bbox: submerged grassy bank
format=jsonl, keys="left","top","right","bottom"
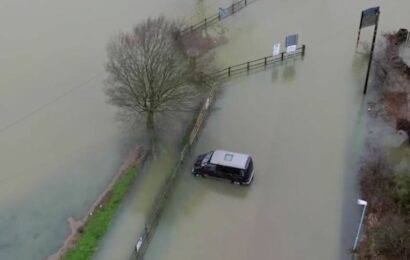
{"left": 64, "top": 167, "right": 139, "bottom": 260}
{"left": 358, "top": 30, "right": 410, "bottom": 259}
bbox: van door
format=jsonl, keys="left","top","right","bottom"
{"left": 215, "top": 165, "right": 230, "bottom": 179}
{"left": 202, "top": 164, "right": 216, "bottom": 176}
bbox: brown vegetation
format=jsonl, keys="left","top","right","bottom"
{"left": 358, "top": 29, "right": 410, "bottom": 259}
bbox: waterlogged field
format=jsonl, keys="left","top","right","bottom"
{"left": 1, "top": 0, "right": 409, "bottom": 259}
{"left": 144, "top": 0, "right": 410, "bottom": 260}
{"left": 0, "top": 0, "right": 194, "bottom": 259}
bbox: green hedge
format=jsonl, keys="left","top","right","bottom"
{"left": 64, "top": 167, "right": 139, "bottom": 260}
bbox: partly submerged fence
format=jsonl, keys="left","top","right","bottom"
{"left": 178, "top": 0, "right": 248, "bottom": 37}
{"left": 131, "top": 83, "right": 217, "bottom": 260}
{"left": 130, "top": 45, "right": 306, "bottom": 260}
{"left": 201, "top": 45, "right": 306, "bottom": 82}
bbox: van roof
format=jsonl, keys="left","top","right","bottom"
{"left": 210, "top": 150, "right": 250, "bottom": 170}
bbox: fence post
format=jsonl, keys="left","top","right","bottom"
{"left": 264, "top": 57, "right": 267, "bottom": 66}
{"left": 302, "top": 44, "right": 306, "bottom": 56}
{"left": 231, "top": 4, "right": 234, "bottom": 14}
{"left": 281, "top": 52, "right": 284, "bottom": 61}
{"left": 204, "top": 18, "right": 207, "bottom": 26}
{"left": 245, "top": 0, "right": 247, "bottom": 5}
{"left": 247, "top": 62, "right": 250, "bottom": 71}
{"left": 190, "top": 25, "right": 193, "bottom": 32}
{"left": 218, "top": 12, "right": 221, "bottom": 20}
{"left": 228, "top": 67, "right": 231, "bottom": 76}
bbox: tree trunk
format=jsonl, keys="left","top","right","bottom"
{"left": 146, "top": 111, "right": 156, "bottom": 155}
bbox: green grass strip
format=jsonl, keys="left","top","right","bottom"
{"left": 64, "top": 167, "right": 139, "bottom": 260}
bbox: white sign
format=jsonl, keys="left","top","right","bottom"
{"left": 286, "top": 45, "right": 297, "bottom": 53}
{"left": 273, "top": 43, "right": 281, "bottom": 56}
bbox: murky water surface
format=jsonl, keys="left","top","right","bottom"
{"left": 143, "top": 0, "right": 410, "bottom": 260}
{"left": 1, "top": 0, "right": 409, "bottom": 259}
{"left": 0, "top": 0, "right": 194, "bottom": 259}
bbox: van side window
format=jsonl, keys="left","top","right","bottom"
{"left": 216, "top": 165, "right": 244, "bottom": 176}
{"left": 216, "top": 165, "right": 230, "bottom": 174}
{"left": 204, "top": 164, "right": 216, "bottom": 171}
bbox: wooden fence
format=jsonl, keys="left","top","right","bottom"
{"left": 130, "top": 44, "right": 306, "bottom": 260}
{"left": 178, "top": 0, "right": 248, "bottom": 37}
{"left": 131, "top": 82, "right": 218, "bottom": 260}
{"left": 201, "top": 45, "right": 306, "bottom": 82}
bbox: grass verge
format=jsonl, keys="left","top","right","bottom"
{"left": 64, "top": 167, "right": 139, "bottom": 260}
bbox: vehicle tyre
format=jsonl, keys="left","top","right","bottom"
{"left": 232, "top": 180, "right": 241, "bottom": 185}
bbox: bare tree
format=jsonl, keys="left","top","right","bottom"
{"left": 105, "top": 17, "right": 205, "bottom": 149}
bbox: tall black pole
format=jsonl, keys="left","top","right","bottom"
{"left": 363, "top": 13, "right": 380, "bottom": 95}
{"left": 356, "top": 12, "right": 363, "bottom": 48}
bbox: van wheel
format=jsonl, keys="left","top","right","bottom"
{"left": 232, "top": 181, "right": 241, "bottom": 185}
{"left": 195, "top": 173, "right": 203, "bottom": 178}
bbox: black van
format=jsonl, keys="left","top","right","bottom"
{"left": 192, "top": 150, "right": 254, "bottom": 185}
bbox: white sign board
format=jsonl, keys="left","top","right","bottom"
{"left": 286, "top": 45, "right": 297, "bottom": 53}
{"left": 273, "top": 43, "right": 281, "bottom": 56}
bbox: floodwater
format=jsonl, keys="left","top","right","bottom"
{"left": 0, "top": 0, "right": 196, "bottom": 259}
{"left": 1, "top": 0, "right": 408, "bottom": 259}
{"left": 143, "top": 0, "right": 410, "bottom": 260}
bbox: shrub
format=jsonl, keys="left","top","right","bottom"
{"left": 367, "top": 215, "right": 410, "bottom": 259}
{"left": 360, "top": 158, "right": 396, "bottom": 215}
{"left": 394, "top": 171, "right": 410, "bottom": 212}
{"left": 397, "top": 119, "right": 410, "bottom": 141}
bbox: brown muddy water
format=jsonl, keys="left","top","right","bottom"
{"left": 1, "top": 0, "right": 409, "bottom": 260}
{"left": 0, "top": 0, "right": 196, "bottom": 259}
{"left": 142, "top": 0, "right": 410, "bottom": 260}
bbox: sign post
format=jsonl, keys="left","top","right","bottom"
{"left": 273, "top": 43, "right": 281, "bottom": 56}
{"left": 285, "top": 34, "right": 298, "bottom": 54}
{"left": 357, "top": 7, "right": 380, "bottom": 94}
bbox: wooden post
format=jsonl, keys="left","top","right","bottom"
{"left": 228, "top": 67, "right": 231, "bottom": 76}
{"left": 247, "top": 62, "right": 250, "bottom": 71}
{"left": 218, "top": 12, "right": 221, "bottom": 21}
{"left": 231, "top": 4, "right": 234, "bottom": 14}
{"left": 245, "top": 0, "right": 247, "bottom": 5}
{"left": 281, "top": 52, "right": 284, "bottom": 61}
{"left": 264, "top": 57, "right": 267, "bottom": 66}
{"left": 204, "top": 18, "right": 207, "bottom": 26}
{"left": 302, "top": 44, "right": 306, "bottom": 56}
{"left": 356, "top": 12, "right": 364, "bottom": 48}
{"left": 363, "top": 13, "right": 379, "bottom": 95}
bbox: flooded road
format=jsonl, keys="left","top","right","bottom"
{"left": 0, "top": 0, "right": 195, "bottom": 259}
{"left": 1, "top": 0, "right": 408, "bottom": 259}
{"left": 143, "top": 0, "right": 410, "bottom": 260}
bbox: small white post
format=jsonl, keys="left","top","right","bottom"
{"left": 135, "top": 237, "right": 143, "bottom": 252}
{"left": 353, "top": 199, "right": 368, "bottom": 252}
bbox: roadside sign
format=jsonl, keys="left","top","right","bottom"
{"left": 286, "top": 45, "right": 297, "bottom": 53}
{"left": 273, "top": 43, "right": 280, "bottom": 56}
{"left": 360, "top": 7, "right": 380, "bottom": 29}
{"left": 219, "top": 8, "right": 230, "bottom": 19}
{"left": 285, "top": 34, "right": 298, "bottom": 53}
{"left": 285, "top": 34, "right": 298, "bottom": 48}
